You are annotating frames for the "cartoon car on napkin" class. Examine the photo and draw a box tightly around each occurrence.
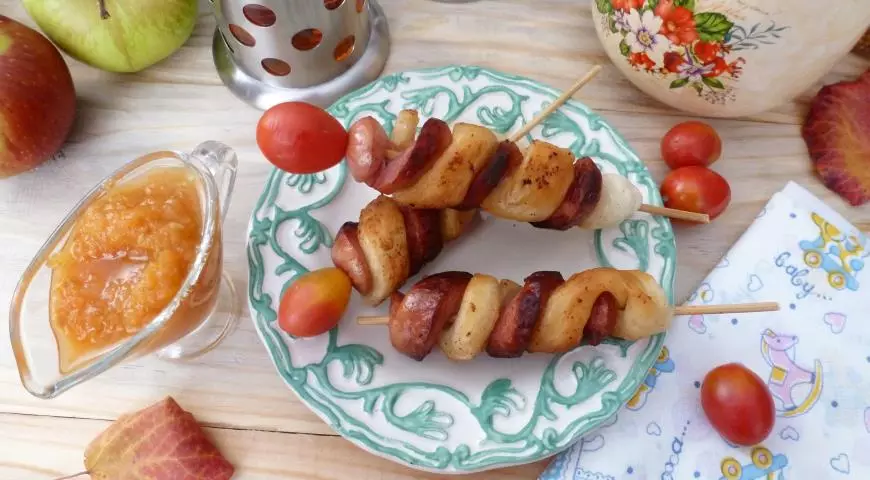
[719,447,788,480]
[799,212,867,291]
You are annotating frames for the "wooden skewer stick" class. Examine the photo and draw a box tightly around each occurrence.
[500,65,708,224]
[509,64,603,143]
[357,316,392,326]
[639,205,710,224]
[672,302,780,315]
[356,302,780,326]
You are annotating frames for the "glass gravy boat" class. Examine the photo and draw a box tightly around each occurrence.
[10,141,239,399]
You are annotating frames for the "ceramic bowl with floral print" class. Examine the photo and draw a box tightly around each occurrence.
[592,0,870,117]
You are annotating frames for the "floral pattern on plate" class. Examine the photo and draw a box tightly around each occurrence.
[245,65,676,473]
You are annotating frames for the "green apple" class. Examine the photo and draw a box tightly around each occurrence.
[21,0,198,73]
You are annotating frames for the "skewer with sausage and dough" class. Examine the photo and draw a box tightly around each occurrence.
[258,102,772,361]
[346,110,644,231]
[381,267,672,361]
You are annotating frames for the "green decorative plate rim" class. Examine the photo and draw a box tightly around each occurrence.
[245,64,676,473]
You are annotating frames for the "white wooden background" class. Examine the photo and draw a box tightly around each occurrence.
[1,0,868,478]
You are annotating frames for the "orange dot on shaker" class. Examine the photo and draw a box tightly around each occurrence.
[292,29,323,51]
[324,0,345,10]
[243,4,277,27]
[228,24,255,47]
[356,0,366,13]
[334,35,355,62]
[262,58,291,76]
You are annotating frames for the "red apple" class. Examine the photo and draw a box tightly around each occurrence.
[0,15,76,178]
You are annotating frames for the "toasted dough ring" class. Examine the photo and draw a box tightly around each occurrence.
[497,279,523,305]
[332,200,476,306]
[440,208,478,242]
[391,110,420,149]
[392,123,500,208]
[528,268,671,352]
[358,196,409,305]
[481,140,576,222]
[614,269,672,340]
[389,272,472,361]
[439,274,502,361]
[376,118,453,194]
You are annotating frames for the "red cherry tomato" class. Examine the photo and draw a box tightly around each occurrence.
[660,166,731,221]
[256,102,348,174]
[661,121,722,169]
[701,363,775,446]
[277,268,352,337]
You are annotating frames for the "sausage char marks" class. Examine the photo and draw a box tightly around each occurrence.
[344,110,644,230]
[330,198,477,306]
[487,271,562,358]
[388,268,673,361]
[331,110,479,306]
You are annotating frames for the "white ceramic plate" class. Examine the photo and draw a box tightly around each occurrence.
[246,65,676,474]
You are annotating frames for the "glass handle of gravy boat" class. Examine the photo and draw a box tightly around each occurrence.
[151,141,242,362]
[189,141,238,222]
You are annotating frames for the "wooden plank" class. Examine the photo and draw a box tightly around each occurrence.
[6,102,867,434]
[4,0,864,126]
[0,2,868,478]
[2,0,869,431]
[0,413,547,480]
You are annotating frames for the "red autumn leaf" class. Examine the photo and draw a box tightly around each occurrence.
[84,397,234,480]
[802,69,870,206]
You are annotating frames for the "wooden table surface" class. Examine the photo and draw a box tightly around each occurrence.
[1,1,868,479]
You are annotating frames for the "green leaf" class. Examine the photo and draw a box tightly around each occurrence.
[292,212,333,254]
[612,220,650,271]
[702,76,725,89]
[595,0,612,14]
[694,12,734,42]
[477,379,523,417]
[471,377,527,430]
[334,344,384,385]
[619,39,631,57]
[285,173,326,194]
[608,16,618,34]
[401,89,438,116]
[396,400,453,441]
[673,0,695,9]
[646,0,659,10]
[540,108,586,144]
[669,78,689,89]
[478,99,527,134]
[380,72,409,92]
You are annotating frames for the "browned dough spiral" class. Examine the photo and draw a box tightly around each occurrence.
[387,268,672,361]
[345,112,604,230]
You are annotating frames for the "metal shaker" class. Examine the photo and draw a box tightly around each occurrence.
[211,0,390,109]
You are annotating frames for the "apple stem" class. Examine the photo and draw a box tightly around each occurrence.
[98,0,110,19]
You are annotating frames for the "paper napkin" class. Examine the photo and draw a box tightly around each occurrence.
[540,181,870,480]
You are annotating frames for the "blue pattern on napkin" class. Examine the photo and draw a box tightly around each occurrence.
[540,182,870,480]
